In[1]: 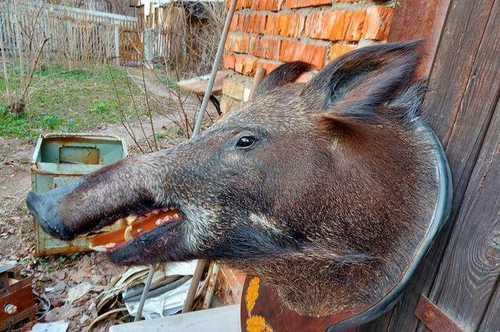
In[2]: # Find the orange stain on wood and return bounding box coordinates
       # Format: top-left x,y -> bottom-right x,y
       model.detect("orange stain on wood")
246,276 -> 260,314
246,315 -> 274,332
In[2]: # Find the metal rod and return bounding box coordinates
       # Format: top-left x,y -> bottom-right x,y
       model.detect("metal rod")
181,0 -> 238,313
136,0 -> 238,318
192,0 -> 237,137
134,264 -> 155,321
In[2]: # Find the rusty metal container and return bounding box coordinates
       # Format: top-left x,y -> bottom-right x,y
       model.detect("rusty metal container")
31,133 -> 128,256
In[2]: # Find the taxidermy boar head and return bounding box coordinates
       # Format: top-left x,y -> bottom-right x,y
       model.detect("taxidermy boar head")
28,41 -> 444,317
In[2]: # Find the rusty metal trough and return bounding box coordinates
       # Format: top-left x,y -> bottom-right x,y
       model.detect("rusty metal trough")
30,133 -> 128,256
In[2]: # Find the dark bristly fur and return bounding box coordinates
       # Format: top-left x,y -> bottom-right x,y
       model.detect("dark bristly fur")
27,41 -> 438,317
254,61 -> 311,97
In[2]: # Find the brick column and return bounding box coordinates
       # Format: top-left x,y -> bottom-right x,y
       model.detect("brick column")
221,0 -> 395,113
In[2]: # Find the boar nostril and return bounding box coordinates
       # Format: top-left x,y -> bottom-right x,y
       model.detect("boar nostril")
26,186 -> 78,241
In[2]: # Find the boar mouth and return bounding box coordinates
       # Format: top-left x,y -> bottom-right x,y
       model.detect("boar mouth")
27,184 -> 186,255
88,208 -> 185,253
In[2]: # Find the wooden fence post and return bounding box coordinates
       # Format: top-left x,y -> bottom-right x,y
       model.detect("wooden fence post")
143,29 -> 153,69
114,25 -> 120,65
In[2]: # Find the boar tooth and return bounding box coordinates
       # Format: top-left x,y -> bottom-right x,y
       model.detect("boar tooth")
124,226 -> 134,242
114,218 -> 126,227
155,217 -> 169,226
90,245 -> 108,252
126,215 -> 137,224
91,242 -> 116,252
147,210 -> 160,217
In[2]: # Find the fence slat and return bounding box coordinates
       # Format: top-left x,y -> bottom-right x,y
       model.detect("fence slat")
0,0 -> 139,65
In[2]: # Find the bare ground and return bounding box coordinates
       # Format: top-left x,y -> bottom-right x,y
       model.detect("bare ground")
0,69 -> 214,331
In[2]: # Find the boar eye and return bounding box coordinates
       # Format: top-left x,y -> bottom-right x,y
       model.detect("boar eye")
235,136 -> 257,149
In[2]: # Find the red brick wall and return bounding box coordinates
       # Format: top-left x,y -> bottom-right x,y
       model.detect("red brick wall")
218,0 -> 397,300
223,0 -> 395,76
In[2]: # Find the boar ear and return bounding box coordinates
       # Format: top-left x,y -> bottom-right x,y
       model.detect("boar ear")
254,61 -> 312,97
302,41 -> 421,128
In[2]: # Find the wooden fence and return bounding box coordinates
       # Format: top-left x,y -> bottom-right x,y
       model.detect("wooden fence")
0,0 -> 141,66
136,1 -> 224,78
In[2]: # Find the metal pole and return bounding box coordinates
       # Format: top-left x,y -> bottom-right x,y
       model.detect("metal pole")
134,264 -> 155,322
181,0 -> 238,313
192,0 -> 237,137
114,25 -> 120,66
135,0 -> 238,318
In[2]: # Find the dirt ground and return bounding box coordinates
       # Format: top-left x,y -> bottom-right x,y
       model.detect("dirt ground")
0,70 -> 212,331
0,130 -> 140,331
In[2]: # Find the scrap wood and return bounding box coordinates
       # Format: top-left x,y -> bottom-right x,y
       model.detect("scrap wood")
202,263 -> 220,309
86,308 -> 129,332
91,261 -> 203,329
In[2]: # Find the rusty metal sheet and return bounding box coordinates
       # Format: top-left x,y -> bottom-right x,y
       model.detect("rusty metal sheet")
415,295 -> 464,332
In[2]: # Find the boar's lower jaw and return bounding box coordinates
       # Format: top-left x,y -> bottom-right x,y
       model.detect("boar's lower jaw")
89,208 -> 183,252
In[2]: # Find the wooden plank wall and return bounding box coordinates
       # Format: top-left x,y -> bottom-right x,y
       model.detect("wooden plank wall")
359,0 -> 500,331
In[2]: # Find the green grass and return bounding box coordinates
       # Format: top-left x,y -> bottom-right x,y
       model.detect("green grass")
0,65 -> 141,140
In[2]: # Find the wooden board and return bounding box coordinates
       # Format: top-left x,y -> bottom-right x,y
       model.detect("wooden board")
240,276 -> 362,332
109,305 -> 240,332
478,277 -> 500,331
422,1 -> 500,329
177,71 -> 227,96
425,100 -> 500,329
361,0 -> 500,331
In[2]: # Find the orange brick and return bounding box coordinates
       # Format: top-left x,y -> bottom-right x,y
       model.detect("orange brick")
229,13 -> 240,32
265,14 -> 279,34
227,0 -> 252,10
279,13 -> 306,37
328,43 -> 357,61
304,10 -> 352,41
224,53 -> 236,70
363,6 -> 394,40
279,40 -> 327,69
234,54 -> 258,75
324,10 -> 353,41
284,0 -> 332,9
303,11 -> 322,38
252,0 -> 280,11
225,32 -> 252,53
241,13 -> 267,34
345,10 -> 366,41
251,36 -> 281,60
219,265 -> 246,303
